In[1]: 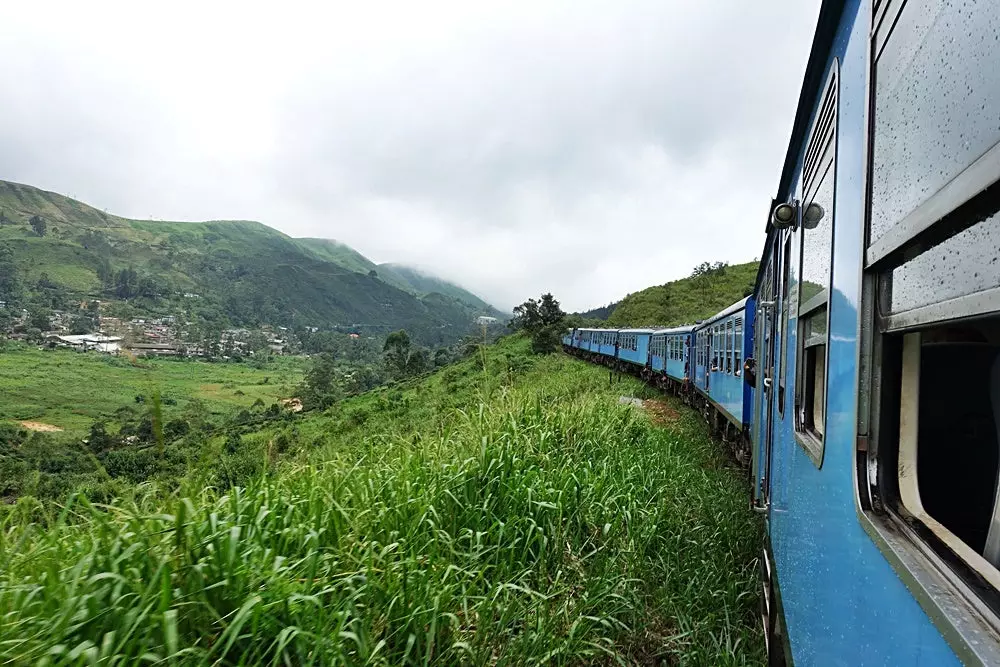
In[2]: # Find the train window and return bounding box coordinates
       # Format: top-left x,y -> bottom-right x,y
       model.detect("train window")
869,0 -> 1000,260
711,326 -> 719,370
725,320 -> 734,374
793,61 -> 837,466
778,233 -> 793,417
734,318 -> 743,377
859,0 -> 1000,624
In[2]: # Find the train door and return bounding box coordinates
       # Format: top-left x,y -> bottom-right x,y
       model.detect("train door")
753,240 -> 780,510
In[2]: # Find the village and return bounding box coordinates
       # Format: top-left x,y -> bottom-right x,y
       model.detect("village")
1,304 -> 297,359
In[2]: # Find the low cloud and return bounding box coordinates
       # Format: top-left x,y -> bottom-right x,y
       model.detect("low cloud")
0,1 -> 818,310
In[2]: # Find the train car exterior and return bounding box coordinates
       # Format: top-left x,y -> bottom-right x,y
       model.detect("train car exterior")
562,329 -> 574,348
616,329 -> 654,367
596,329 -> 619,358
750,0 -> 1000,664
656,326 -> 694,382
693,298 -> 751,427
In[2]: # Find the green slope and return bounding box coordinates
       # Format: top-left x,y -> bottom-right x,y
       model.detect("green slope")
378,263 -> 503,316
0,180 -> 499,344
604,261 -> 758,327
0,335 -> 762,663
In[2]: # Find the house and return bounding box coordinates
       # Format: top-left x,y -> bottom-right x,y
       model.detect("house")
128,342 -> 182,357
46,334 -> 122,354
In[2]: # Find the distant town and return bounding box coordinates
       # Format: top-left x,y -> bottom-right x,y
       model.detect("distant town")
1,302 -> 504,360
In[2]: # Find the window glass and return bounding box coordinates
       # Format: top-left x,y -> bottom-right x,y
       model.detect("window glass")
871,0 -> 1000,243
881,214 -> 1000,315
734,320 -> 743,376
801,161 -> 835,307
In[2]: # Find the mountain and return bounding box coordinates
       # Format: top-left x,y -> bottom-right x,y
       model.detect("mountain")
376,264 -> 499,314
0,180 -> 502,345
576,302 -> 618,321
594,261 -> 758,328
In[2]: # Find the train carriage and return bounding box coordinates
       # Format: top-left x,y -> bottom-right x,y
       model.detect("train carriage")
748,0 -> 1000,663
596,329 -> 619,358
616,328 -> 654,368
651,325 -> 695,382
692,298 -> 754,428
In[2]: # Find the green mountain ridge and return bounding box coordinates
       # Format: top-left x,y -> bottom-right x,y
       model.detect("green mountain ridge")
0,180 -> 504,344
583,261 -> 758,328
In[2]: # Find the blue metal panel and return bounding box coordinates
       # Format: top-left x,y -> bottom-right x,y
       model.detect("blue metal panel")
765,2 -> 959,664
617,330 -> 652,366
742,300 -> 756,425
598,330 -> 618,358
664,334 -> 686,380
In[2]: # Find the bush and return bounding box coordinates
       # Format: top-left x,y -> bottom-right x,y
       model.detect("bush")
530,324 -> 563,354
103,448 -> 158,484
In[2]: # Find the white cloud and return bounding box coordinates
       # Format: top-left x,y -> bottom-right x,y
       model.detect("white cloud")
0,0 -> 818,310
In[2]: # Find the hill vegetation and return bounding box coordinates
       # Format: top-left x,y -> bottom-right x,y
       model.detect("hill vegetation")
0,180 -> 503,345
0,335 -> 762,664
600,261 -> 758,327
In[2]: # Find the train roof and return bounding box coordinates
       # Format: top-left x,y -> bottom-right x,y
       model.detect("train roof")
617,328 -> 657,334
755,0 -> 846,294
696,297 -> 750,329
652,325 -> 696,335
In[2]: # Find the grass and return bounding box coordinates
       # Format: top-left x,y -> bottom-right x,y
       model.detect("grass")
0,345 -> 304,434
0,337 -> 762,665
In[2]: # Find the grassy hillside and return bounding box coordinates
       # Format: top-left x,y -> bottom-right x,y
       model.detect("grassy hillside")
0,344 -> 304,434
0,337 -> 762,664
0,180 -> 499,344
605,261 -> 758,327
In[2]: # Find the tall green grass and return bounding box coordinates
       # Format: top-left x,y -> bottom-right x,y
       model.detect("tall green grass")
0,342 -> 761,665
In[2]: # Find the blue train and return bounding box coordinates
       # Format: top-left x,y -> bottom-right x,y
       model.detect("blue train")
565,0 -> 1000,663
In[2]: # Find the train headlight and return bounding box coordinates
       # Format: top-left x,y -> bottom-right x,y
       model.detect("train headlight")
771,202 -> 797,229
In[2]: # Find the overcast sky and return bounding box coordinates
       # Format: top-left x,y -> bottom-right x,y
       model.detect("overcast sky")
0,1 -> 819,311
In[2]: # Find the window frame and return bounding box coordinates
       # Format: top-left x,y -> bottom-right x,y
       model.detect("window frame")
734,319 -> 743,377
792,60 -> 838,468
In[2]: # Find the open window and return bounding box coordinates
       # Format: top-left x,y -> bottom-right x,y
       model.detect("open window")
860,0 -> 1000,634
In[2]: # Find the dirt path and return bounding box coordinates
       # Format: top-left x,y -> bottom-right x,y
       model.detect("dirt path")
18,420 -> 63,432
642,398 -> 681,426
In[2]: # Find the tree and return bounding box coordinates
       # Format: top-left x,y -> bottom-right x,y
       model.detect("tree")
383,330 -> 427,380
510,298 -> 542,332
96,258 -> 113,287
433,348 -> 451,368
301,352 -> 341,409
531,324 -> 563,354
29,310 -> 51,331
538,293 -> 565,326
0,244 -> 21,306
69,315 -> 93,335
29,215 -> 46,237
368,269 -> 378,279
115,267 -> 138,299
513,292 -> 567,354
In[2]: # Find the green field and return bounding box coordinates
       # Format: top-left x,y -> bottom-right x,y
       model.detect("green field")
0,345 -> 304,434
0,337 -> 762,664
